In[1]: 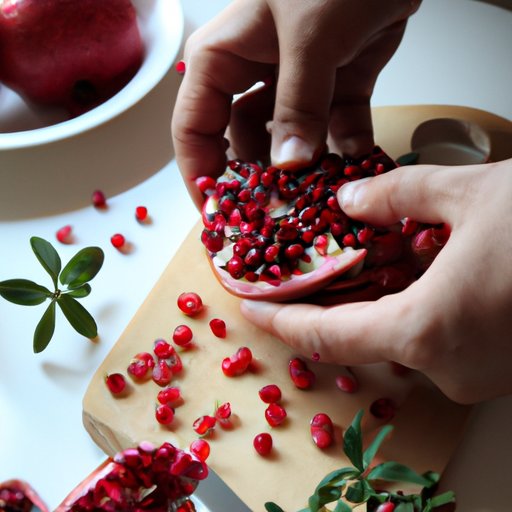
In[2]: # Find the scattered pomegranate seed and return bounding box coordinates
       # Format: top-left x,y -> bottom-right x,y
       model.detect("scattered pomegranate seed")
155,404 -> 175,425
376,503 -> 396,512
56,225 -> 73,244
127,352 -> 155,380
110,233 -> 126,249
175,60 -> 186,74
310,413 -> 334,449
157,386 -> 181,405
190,439 -> 210,462
311,352 -> 320,362
209,318 -> 227,338
370,397 -> 397,422
152,360 -> 173,387
193,415 -> 217,436
253,432 -> 273,456
135,205 -> 148,222
222,347 -> 253,377
258,384 -> 282,404
91,189 -> 107,208
289,357 -> 316,390
172,325 -> 193,347
214,402 -> 232,427
335,374 -> 359,394
264,403 -> 287,427
154,339 -> 173,359
105,373 -> 126,395
177,292 -> 203,316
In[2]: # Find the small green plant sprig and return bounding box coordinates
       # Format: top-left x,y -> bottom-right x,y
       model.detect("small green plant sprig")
265,410 -> 456,512
0,236 -> 104,353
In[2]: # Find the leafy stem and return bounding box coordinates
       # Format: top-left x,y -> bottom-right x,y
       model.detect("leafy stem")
0,237 -> 104,353
265,410 -> 456,512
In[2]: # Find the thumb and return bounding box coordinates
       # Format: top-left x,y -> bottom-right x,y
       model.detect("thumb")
337,164 -> 474,226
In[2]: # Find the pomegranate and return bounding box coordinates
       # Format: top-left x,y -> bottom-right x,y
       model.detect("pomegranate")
0,0 -> 144,117
55,441 -> 207,511
0,479 -> 49,512
197,147 -> 433,303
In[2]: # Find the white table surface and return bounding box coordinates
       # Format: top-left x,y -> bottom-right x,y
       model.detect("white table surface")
1,0 -> 511,510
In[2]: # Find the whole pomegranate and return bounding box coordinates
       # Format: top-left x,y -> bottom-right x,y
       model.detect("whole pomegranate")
0,0 -> 144,117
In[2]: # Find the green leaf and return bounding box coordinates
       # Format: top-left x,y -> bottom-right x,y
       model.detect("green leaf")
57,294 -> 98,338
343,409 -> 364,472
264,503 -> 285,512
363,424 -> 394,468
428,491 -> 456,508
30,237 -> 61,288
395,503 -> 414,512
0,279 -> 51,305
33,301 -> 56,353
316,485 -> 342,506
344,480 -> 373,504
65,283 -> 92,298
367,462 -> 434,488
59,246 -> 104,288
315,467 -> 359,491
332,500 -> 352,512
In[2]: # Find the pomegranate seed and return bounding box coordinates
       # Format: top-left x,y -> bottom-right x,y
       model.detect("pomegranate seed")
209,318 -> 227,338
335,374 -> 359,393
175,60 -> 186,74
227,255 -> 245,279
172,325 -> 193,347
167,348 -> 183,374
155,404 -> 174,425
152,360 -> 173,387
196,175 -> 216,194
193,415 -> 217,436
127,352 -> 155,380
253,432 -> 273,456
154,339 -> 173,359
376,503 -> 396,512
289,357 -> 316,390
110,233 -> 126,249
310,413 -> 334,449
370,398 -> 397,422
56,225 -> 73,244
401,217 -> 418,236
215,402 -> 232,426
190,439 -> 210,461
157,386 -> 181,405
177,292 -> 203,316
265,403 -> 287,427
135,206 -> 148,222
342,233 -> 357,248
357,227 -> 374,244
311,352 -> 320,362
92,189 -> 107,208
258,384 -> 282,404
222,347 -> 253,377
105,373 -> 126,395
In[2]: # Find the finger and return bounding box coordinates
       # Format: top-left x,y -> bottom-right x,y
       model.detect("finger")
337,163 -> 482,226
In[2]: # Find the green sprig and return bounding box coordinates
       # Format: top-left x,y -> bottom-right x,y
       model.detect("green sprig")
264,410 -> 456,512
0,237 -> 104,353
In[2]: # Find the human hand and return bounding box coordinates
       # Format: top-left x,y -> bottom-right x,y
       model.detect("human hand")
172,0 -> 421,207
241,159 -> 512,404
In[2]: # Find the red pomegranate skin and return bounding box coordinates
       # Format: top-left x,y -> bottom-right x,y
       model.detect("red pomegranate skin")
0,0 -> 144,116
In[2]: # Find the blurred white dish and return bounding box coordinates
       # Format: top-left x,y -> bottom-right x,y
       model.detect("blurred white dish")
0,0 -> 184,149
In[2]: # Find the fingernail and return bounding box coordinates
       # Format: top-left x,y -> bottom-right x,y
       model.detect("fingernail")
337,177 -> 371,210
272,136 -> 316,167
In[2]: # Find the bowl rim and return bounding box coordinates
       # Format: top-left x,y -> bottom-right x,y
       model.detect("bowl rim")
0,0 -> 184,150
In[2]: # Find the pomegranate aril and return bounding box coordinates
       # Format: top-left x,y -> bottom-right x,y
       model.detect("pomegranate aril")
157,386 -> 181,405
56,225 -> 73,244
215,402 -> 232,426
177,292 -> 203,316
222,346 -> 252,377
175,60 -> 186,74
110,233 -> 126,249
376,503 -> 396,512
253,432 -> 273,456
265,403 -> 287,427
190,439 -> 210,462
92,189 -> 107,208
258,384 -> 282,404
289,357 -> 316,390
196,175 -> 216,194
193,415 -> 217,436
105,373 -> 126,395
227,255 -> 245,279
155,404 -> 174,425
172,324 -> 194,347
152,360 -> 173,387
370,397 -> 397,422
310,413 -> 334,449
154,338 -> 173,359
335,374 -> 359,394
135,205 -> 148,221
209,318 -> 227,338
127,352 -> 155,380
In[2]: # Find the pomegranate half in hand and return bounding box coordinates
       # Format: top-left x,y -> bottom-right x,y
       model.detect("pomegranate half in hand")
0,0 -> 144,117
197,147 -> 428,302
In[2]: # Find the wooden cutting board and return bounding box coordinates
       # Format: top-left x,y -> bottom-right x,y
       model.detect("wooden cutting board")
83,105 -> 512,512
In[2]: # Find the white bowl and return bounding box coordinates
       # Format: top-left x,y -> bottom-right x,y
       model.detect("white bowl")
0,0 -> 184,219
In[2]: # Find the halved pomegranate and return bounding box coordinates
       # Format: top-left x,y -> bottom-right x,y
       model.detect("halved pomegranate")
0,479 -> 49,512
198,147 -> 417,302
55,441 -> 207,511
